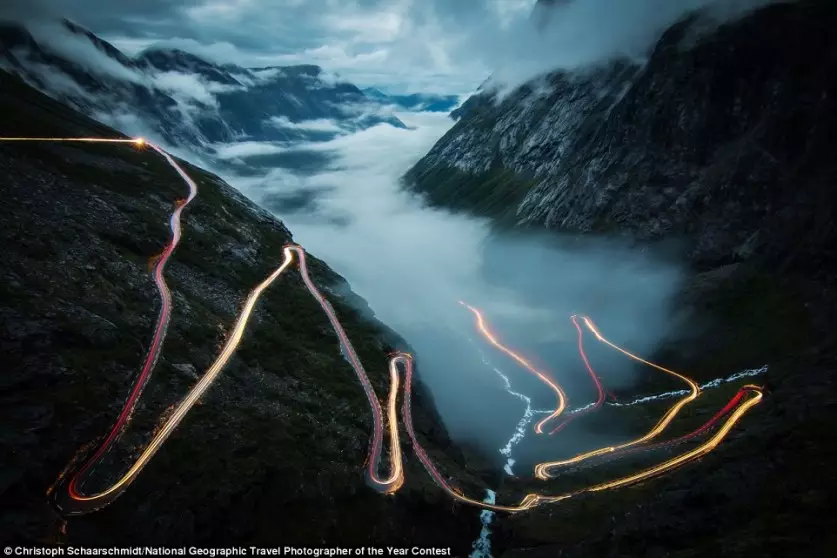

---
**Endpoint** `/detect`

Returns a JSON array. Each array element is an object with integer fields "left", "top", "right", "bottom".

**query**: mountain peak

[
  {"left": 135, "top": 47, "right": 246, "bottom": 86},
  {"left": 60, "top": 18, "right": 136, "bottom": 67}
]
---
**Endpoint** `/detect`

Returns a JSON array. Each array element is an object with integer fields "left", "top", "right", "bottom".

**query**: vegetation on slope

[{"left": 404, "top": 162, "right": 538, "bottom": 227}]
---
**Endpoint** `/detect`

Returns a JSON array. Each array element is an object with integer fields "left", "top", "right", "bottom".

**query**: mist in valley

[{"left": 223, "top": 110, "right": 687, "bottom": 465}]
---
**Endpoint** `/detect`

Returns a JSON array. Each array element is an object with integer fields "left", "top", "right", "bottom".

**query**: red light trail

[
  {"left": 0, "top": 134, "right": 764, "bottom": 516},
  {"left": 547, "top": 314, "right": 605, "bottom": 436},
  {"left": 458, "top": 301, "right": 567, "bottom": 435}
]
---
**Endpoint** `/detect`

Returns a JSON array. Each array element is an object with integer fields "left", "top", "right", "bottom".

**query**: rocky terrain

[
  {"left": 0, "top": 19, "right": 406, "bottom": 151},
  {"left": 0, "top": 69, "right": 482, "bottom": 551},
  {"left": 405, "top": 0, "right": 837, "bottom": 555},
  {"left": 407, "top": 0, "right": 836, "bottom": 272}
]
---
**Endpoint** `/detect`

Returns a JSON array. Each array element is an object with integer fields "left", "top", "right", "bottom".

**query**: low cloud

[
  {"left": 479, "top": 0, "right": 786, "bottom": 92},
  {"left": 25, "top": 19, "right": 144, "bottom": 83},
  {"left": 221, "top": 110, "right": 685, "bottom": 454},
  {"left": 268, "top": 116, "right": 344, "bottom": 133},
  {"left": 152, "top": 71, "right": 227, "bottom": 109},
  {"left": 1, "top": 19, "right": 236, "bottom": 118},
  {"left": 214, "top": 141, "right": 291, "bottom": 160}
]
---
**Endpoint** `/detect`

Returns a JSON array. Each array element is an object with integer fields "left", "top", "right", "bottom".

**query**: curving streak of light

[
  {"left": 399, "top": 354, "right": 762, "bottom": 512},
  {"left": 460, "top": 303, "right": 704, "bottom": 479},
  {"left": 289, "top": 246, "right": 404, "bottom": 494},
  {"left": 584, "top": 386, "right": 750, "bottom": 468},
  {"left": 585, "top": 386, "right": 762, "bottom": 492},
  {"left": 4, "top": 137, "right": 197, "bottom": 514},
  {"left": 0, "top": 137, "right": 144, "bottom": 144},
  {"left": 534, "top": 316, "right": 702, "bottom": 478},
  {"left": 53, "top": 252, "right": 295, "bottom": 514},
  {"left": 56, "top": 230, "right": 764, "bottom": 514},
  {"left": 458, "top": 301, "right": 568, "bottom": 435},
  {"left": 1, "top": 135, "right": 763, "bottom": 516},
  {"left": 52, "top": 242, "right": 404, "bottom": 514},
  {"left": 545, "top": 314, "right": 605, "bottom": 436}
]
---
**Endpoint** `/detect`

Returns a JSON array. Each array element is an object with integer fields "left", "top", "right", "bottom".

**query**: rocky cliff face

[
  {"left": 405, "top": 1, "right": 837, "bottom": 556},
  {"left": 0, "top": 19, "right": 406, "bottom": 150},
  {"left": 406, "top": 0, "right": 837, "bottom": 272},
  {"left": 0, "top": 69, "right": 479, "bottom": 551}
]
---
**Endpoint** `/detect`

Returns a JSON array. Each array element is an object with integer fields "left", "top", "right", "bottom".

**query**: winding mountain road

[{"left": 1, "top": 135, "right": 766, "bottom": 516}]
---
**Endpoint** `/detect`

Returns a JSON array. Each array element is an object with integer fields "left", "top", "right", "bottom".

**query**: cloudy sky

[
  {"left": 2, "top": 0, "right": 781, "bottom": 95},
  {"left": 4, "top": 0, "right": 537, "bottom": 95}
]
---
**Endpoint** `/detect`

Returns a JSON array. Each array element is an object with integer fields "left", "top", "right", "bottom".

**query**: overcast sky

[{"left": 1, "top": 0, "right": 782, "bottom": 95}]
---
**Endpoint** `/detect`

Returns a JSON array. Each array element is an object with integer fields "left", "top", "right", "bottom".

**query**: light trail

[
  {"left": 534, "top": 316, "right": 701, "bottom": 479},
  {"left": 0, "top": 135, "right": 193, "bottom": 514},
  {"left": 460, "top": 303, "right": 703, "bottom": 478},
  {"left": 60, "top": 238, "right": 761, "bottom": 513},
  {"left": 398, "top": 354, "right": 763, "bottom": 512},
  {"left": 583, "top": 386, "right": 751, "bottom": 468},
  {"left": 459, "top": 301, "right": 568, "bottom": 434},
  {"left": 545, "top": 315, "right": 605, "bottom": 436},
  {"left": 585, "top": 386, "right": 762, "bottom": 492},
  {"left": 4, "top": 135, "right": 763, "bottom": 517},
  {"left": 53, "top": 250, "right": 295, "bottom": 514},
  {"left": 288, "top": 245, "right": 404, "bottom": 494},
  {"left": 0, "top": 136, "right": 144, "bottom": 145},
  {"left": 463, "top": 333, "right": 540, "bottom": 475}
]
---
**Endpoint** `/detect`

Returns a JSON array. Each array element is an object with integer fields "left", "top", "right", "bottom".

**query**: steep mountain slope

[
  {"left": 0, "top": 19, "right": 406, "bottom": 150},
  {"left": 406, "top": 0, "right": 836, "bottom": 271},
  {"left": 0, "top": 69, "right": 479, "bottom": 550},
  {"left": 404, "top": 1, "right": 837, "bottom": 556}
]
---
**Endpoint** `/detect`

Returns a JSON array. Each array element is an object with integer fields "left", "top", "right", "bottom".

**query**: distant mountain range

[
  {"left": 0, "top": 19, "right": 416, "bottom": 155},
  {"left": 361, "top": 87, "right": 461, "bottom": 113}
]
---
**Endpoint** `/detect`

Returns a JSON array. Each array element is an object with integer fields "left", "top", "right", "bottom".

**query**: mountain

[
  {"left": 406, "top": 0, "right": 836, "bottom": 272},
  {"left": 0, "top": 69, "right": 480, "bottom": 550},
  {"left": 362, "top": 87, "right": 461, "bottom": 113},
  {"left": 0, "top": 19, "right": 407, "bottom": 152},
  {"left": 404, "top": 0, "right": 837, "bottom": 556}
]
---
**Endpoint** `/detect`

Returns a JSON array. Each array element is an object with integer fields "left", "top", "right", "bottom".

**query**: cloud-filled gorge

[
  {"left": 0, "top": 5, "right": 689, "bottom": 456},
  {"left": 224, "top": 110, "right": 686, "bottom": 459}
]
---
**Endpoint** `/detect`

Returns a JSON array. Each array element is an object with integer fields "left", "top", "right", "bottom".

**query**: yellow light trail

[
  {"left": 459, "top": 301, "right": 568, "bottom": 434},
  {"left": 460, "top": 304, "right": 703, "bottom": 478},
  {"left": 382, "top": 357, "right": 405, "bottom": 494},
  {"left": 0, "top": 136, "right": 145, "bottom": 145},
  {"left": 53, "top": 250, "right": 295, "bottom": 514},
  {"left": 4, "top": 134, "right": 762, "bottom": 517},
  {"left": 533, "top": 316, "right": 701, "bottom": 479},
  {"left": 53, "top": 241, "right": 759, "bottom": 514},
  {"left": 288, "top": 245, "right": 403, "bottom": 494},
  {"left": 399, "top": 350, "right": 762, "bottom": 512},
  {"left": 586, "top": 385, "right": 763, "bottom": 492}
]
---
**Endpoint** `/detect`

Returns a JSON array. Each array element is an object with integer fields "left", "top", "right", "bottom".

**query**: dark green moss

[{"left": 405, "top": 162, "right": 538, "bottom": 224}]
